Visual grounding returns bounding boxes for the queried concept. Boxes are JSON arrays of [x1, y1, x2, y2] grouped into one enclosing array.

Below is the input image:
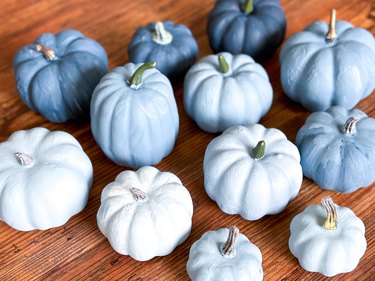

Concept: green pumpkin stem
[[251, 140, 266, 160], [14, 152, 34, 167], [130, 187, 147, 202], [221, 226, 239, 258], [35, 44, 56, 61], [321, 196, 338, 230], [152, 21, 173, 45], [242, 0, 254, 14], [326, 9, 337, 42], [128, 62, 157, 88], [342, 116, 359, 134], [218, 55, 230, 73]]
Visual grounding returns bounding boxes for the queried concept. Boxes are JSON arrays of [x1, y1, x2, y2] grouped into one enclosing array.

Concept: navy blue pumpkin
[[207, 0, 286, 62], [14, 30, 108, 123], [128, 21, 199, 81]]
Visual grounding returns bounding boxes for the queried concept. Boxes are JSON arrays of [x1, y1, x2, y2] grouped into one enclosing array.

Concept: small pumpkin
[[14, 29, 108, 122], [128, 21, 199, 81], [289, 196, 367, 277], [296, 106, 375, 193], [97, 166, 193, 261], [204, 124, 302, 220], [0, 127, 93, 231], [280, 10, 375, 111], [207, 0, 286, 62], [187, 226, 263, 281], [184, 52, 273, 133], [90, 62, 179, 168]]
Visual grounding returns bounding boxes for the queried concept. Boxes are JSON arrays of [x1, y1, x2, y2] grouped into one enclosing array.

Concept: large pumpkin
[[14, 30, 108, 122]]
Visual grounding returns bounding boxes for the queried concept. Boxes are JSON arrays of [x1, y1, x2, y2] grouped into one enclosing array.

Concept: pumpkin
[[0, 127, 93, 231], [187, 226, 263, 281], [204, 124, 302, 220], [289, 196, 367, 277], [97, 166, 193, 261], [128, 21, 199, 81], [184, 52, 273, 133], [90, 62, 179, 168], [296, 106, 375, 193], [280, 10, 375, 111], [14, 29, 108, 122], [207, 0, 286, 62]]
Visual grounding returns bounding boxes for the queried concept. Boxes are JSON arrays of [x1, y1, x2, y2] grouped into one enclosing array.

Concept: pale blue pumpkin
[[280, 10, 375, 111], [14, 30, 108, 122], [90, 62, 179, 168], [296, 106, 375, 193], [184, 52, 273, 133], [128, 21, 198, 81]]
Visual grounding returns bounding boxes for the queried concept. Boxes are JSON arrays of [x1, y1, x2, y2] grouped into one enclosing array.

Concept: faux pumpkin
[[207, 0, 286, 62], [289, 196, 367, 277], [128, 21, 198, 81], [280, 10, 375, 111], [90, 62, 179, 168], [0, 127, 93, 231], [97, 166, 193, 261], [296, 106, 375, 193], [204, 124, 302, 220], [184, 52, 273, 133], [187, 226, 263, 281], [14, 29, 108, 122]]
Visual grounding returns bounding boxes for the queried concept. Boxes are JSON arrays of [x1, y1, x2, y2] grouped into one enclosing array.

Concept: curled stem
[[221, 226, 240, 258], [321, 196, 338, 230], [35, 44, 56, 61]]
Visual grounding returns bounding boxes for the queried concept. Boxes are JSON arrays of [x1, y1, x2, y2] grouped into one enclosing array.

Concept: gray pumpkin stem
[[128, 62, 157, 88], [152, 21, 173, 45], [242, 0, 254, 14], [321, 196, 338, 230], [35, 44, 56, 61], [342, 116, 359, 134], [14, 152, 34, 167], [218, 55, 229, 73], [130, 187, 147, 202], [221, 226, 239, 258], [251, 140, 266, 160], [326, 9, 337, 42]]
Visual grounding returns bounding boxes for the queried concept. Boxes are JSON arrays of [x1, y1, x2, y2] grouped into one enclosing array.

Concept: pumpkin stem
[[251, 140, 266, 160], [35, 44, 56, 61], [342, 116, 359, 135], [152, 21, 173, 45], [128, 62, 157, 89], [321, 196, 338, 230], [14, 152, 34, 167], [130, 187, 147, 202], [326, 9, 337, 42], [242, 0, 254, 14], [218, 55, 229, 73], [221, 226, 239, 258]]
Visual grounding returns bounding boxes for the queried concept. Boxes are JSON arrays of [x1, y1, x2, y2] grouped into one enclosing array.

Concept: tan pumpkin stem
[[326, 9, 337, 42], [221, 226, 239, 258], [321, 196, 338, 230], [130, 187, 147, 202], [342, 116, 359, 134], [14, 152, 34, 167], [152, 21, 173, 45], [35, 44, 56, 61]]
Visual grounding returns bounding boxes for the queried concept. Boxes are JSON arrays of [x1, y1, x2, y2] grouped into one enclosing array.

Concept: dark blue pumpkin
[[14, 30, 108, 123], [207, 0, 286, 62], [128, 21, 199, 81]]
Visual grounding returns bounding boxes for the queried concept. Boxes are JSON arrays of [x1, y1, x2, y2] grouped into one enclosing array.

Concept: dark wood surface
[[0, 0, 374, 280]]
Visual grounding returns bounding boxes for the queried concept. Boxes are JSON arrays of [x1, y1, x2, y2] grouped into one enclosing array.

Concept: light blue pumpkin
[[128, 21, 198, 81], [90, 62, 179, 168], [280, 10, 375, 111], [296, 106, 375, 193], [14, 30, 108, 122], [184, 52, 273, 133]]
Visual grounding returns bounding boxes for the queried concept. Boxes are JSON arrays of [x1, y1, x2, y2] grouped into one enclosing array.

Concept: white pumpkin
[[0, 127, 93, 231], [204, 124, 303, 220], [97, 166, 193, 261], [289, 196, 367, 277], [187, 226, 263, 281]]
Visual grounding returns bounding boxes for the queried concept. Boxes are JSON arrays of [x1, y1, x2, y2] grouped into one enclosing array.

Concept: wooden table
[[0, 0, 374, 280]]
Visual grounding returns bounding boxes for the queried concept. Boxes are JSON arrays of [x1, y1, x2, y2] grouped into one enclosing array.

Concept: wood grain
[[0, 0, 374, 280]]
